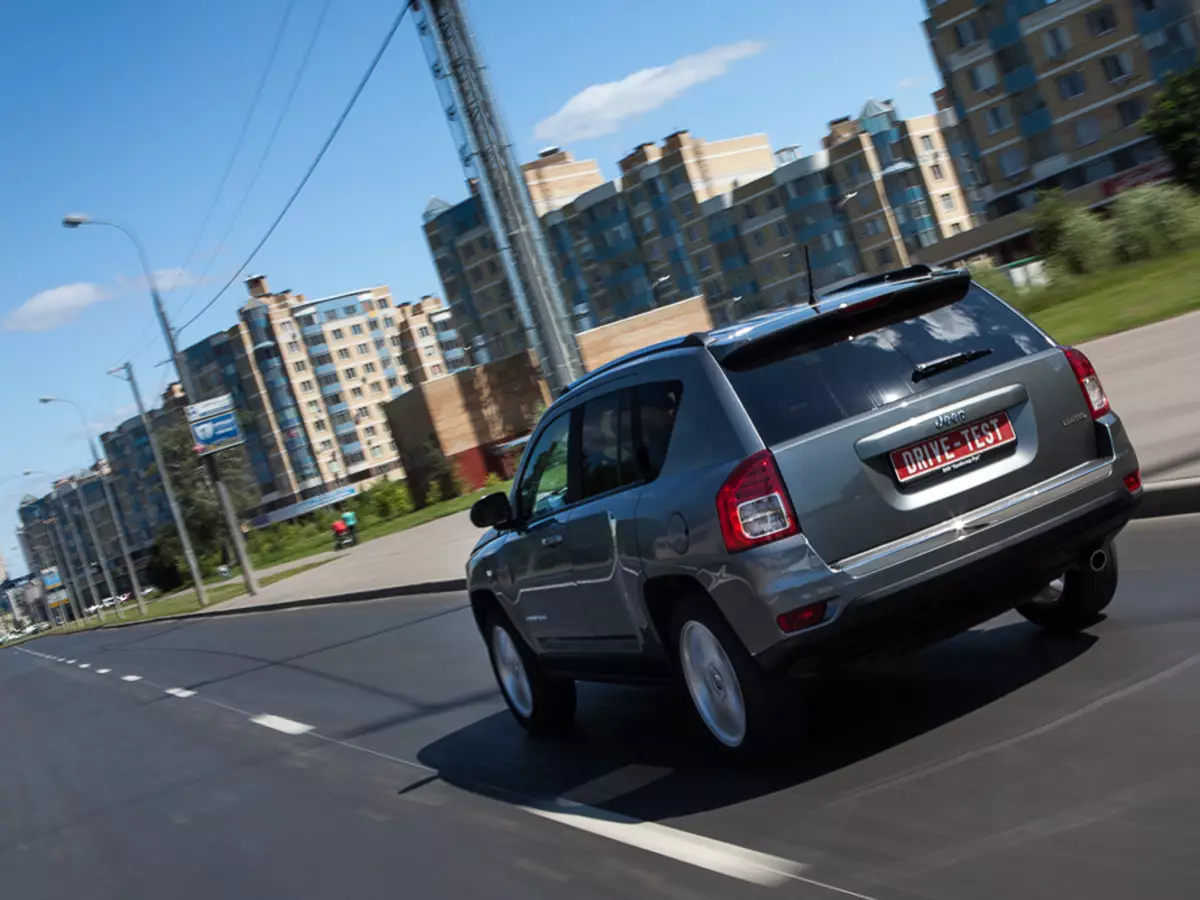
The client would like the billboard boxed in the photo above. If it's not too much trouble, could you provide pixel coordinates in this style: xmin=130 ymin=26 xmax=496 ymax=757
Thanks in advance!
xmin=187 ymin=393 xmax=245 ymax=456
xmin=41 ymin=567 xmax=62 ymax=591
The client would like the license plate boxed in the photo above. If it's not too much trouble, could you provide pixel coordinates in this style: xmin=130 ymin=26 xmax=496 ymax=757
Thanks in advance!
xmin=890 ymin=411 xmax=1016 ymax=484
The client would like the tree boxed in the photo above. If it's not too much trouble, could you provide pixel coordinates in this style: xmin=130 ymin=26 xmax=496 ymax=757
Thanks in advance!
xmin=1031 ymin=189 xmax=1073 ymax=258
xmin=1144 ymin=67 xmax=1200 ymax=192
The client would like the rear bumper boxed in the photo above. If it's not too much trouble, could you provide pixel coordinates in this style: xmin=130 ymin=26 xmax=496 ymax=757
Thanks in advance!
xmin=755 ymin=487 xmax=1138 ymax=674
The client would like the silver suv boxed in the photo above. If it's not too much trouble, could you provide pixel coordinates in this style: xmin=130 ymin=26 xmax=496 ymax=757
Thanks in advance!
xmin=467 ymin=267 xmax=1142 ymax=759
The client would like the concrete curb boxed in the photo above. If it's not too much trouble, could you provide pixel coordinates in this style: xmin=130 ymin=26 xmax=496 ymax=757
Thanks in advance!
xmin=1134 ymin=477 xmax=1200 ymax=520
xmin=73 ymin=478 xmax=1200 ymax=634
xmin=94 ymin=578 xmax=469 ymax=631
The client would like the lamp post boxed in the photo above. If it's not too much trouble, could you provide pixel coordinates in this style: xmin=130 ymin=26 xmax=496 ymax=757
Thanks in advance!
xmin=38 ymin=397 xmax=139 ymax=618
xmin=63 ymin=213 xmax=258 ymax=596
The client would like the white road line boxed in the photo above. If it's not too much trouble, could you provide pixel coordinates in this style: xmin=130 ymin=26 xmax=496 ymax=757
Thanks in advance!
xmin=96 ymin=669 xmax=111 ymax=674
xmin=78 ymin=663 xmax=90 ymax=669
xmin=524 ymin=800 xmax=806 ymax=887
xmin=66 ymin=659 xmax=76 ymax=664
xmin=251 ymin=714 xmax=313 ymax=735
xmin=164 ymin=688 xmax=196 ymax=698
xmin=121 ymin=675 xmax=142 ymax=682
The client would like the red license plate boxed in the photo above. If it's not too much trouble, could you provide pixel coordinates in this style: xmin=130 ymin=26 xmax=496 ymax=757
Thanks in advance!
xmin=890 ymin=411 xmax=1016 ymax=484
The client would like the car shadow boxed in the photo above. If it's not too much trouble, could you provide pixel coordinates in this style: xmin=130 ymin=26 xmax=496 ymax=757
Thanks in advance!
xmin=417 ymin=619 xmax=1099 ymax=820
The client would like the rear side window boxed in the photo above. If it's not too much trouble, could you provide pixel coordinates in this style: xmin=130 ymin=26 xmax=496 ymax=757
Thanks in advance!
xmin=636 ymin=381 xmax=683 ymax=480
xmin=575 ymin=380 xmax=684 ymax=501
xmin=724 ymin=284 xmax=1052 ymax=446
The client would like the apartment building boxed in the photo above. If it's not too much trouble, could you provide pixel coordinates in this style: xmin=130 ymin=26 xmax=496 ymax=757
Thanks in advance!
xmin=925 ymin=0 xmax=1198 ymax=222
xmin=99 ymin=405 xmax=177 ymax=563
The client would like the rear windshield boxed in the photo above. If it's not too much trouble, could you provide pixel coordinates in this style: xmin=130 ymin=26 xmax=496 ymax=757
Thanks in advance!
xmin=723 ymin=284 xmax=1053 ymax=446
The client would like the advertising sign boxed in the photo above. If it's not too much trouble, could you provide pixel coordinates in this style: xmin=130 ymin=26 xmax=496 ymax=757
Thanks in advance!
xmin=41 ymin=567 xmax=62 ymax=591
xmin=186 ymin=393 xmax=236 ymax=422
xmin=190 ymin=410 xmax=244 ymax=456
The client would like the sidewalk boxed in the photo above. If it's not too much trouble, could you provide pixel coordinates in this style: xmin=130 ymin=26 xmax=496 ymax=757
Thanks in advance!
xmin=197 ymin=312 xmax=1199 ymax=619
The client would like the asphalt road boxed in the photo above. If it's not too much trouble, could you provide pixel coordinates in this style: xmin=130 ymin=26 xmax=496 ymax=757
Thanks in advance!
xmin=3 ymin=514 xmax=1199 ymax=899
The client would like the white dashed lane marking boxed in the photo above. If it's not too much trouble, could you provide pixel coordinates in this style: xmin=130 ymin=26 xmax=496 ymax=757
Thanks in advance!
xmin=164 ymin=688 xmax=196 ymax=698
xmin=121 ymin=675 xmax=142 ymax=682
xmin=78 ymin=663 xmax=90 ymax=669
xmin=97 ymin=669 xmax=111 ymax=674
xmin=251 ymin=714 xmax=313 ymax=735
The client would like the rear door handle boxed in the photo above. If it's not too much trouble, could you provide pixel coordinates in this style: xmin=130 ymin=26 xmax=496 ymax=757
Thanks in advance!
xmin=541 ymin=534 xmax=564 ymax=548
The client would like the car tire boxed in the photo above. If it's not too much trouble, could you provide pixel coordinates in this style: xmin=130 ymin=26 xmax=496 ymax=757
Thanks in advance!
xmin=1017 ymin=542 xmax=1119 ymax=633
xmin=484 ymin=608 xmax=576 ymax=734
xmin=670 ymin=596 xmax=805 ymax=762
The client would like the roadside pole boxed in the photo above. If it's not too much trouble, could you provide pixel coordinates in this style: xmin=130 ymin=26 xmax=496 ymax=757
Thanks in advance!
xmin=46 ymin=517 xmax=87 ymax=629
xmin=110 ymin=362 xmax=207 ymax=608
xmin=72 ymin=478 xmax=118 ymax=621
xmin=55 ymin=489 xmax=104 ymax=622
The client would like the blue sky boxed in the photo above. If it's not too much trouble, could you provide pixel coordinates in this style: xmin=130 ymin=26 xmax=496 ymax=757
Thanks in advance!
xmin=0 ymin=0 xmax=940 ymax=573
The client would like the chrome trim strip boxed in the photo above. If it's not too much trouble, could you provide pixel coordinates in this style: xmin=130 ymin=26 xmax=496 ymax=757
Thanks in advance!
xmin=835 ymin=458 xmax=1115 ymax=578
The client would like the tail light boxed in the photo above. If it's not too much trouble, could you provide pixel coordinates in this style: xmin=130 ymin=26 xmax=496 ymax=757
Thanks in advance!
xmin=1062 ymin=347 xmax=1110 ymax=420
xmin=1124 ymin=469 xmax=1142 ymax=493
xmin=776 ymin=601 xmax=827 ymax=634
xmin=716 ymin=450 xmax=799 ymax=552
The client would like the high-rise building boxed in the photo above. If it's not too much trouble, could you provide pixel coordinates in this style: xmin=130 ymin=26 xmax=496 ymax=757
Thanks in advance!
xmin=181 ymin=276 xmax=462 ymax=514
xmin=100 ymin=405 xmax=177 ymax=567
xmin=924 ymin=0 xmax=1198 ymax=223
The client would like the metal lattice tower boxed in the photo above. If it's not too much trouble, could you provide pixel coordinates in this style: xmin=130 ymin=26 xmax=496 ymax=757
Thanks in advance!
xmin=411 ymin=0 xmax=583 ymax=394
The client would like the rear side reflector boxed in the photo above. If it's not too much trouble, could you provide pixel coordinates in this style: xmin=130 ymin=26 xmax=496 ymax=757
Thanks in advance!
xmin=1062 ymin=347 xmax=1110 ymax=419
xmin=1124 ymin=469 xmax=1142 ymax=493
xmin=777 ymin=601 xmax=828 ymax=634
xmin=716 ymin=449 xmax=799 ymax=552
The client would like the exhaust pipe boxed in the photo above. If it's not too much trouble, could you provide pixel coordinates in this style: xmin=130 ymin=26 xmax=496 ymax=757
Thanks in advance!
xmin=1088 ymin=548 xmax=1108 ymax=573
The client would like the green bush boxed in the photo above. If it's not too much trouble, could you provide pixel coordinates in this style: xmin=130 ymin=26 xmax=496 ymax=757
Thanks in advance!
xmin=1111 ymin=183 xmax=1200 ymax=262
xmin=483 ymin=472 xmax=505 ymax=491
xmin=1056 ymin=206 xmax=1115 ymax=275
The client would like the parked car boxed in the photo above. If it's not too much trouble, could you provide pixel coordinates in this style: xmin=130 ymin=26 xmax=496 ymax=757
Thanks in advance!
xmin=466 ymin=265 xmax=1142 ymax=759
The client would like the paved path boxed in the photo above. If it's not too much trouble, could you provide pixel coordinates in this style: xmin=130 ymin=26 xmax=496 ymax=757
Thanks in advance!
xmin=205 ymin=312 xmax=1199 ymax=616
xmin=6 ymin=516 xmax=1200 ymax=900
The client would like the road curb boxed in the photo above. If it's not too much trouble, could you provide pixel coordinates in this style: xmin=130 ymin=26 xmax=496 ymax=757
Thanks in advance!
xmin=94 ymin=578 xmax=470 ymax=630
xmin=1134 ymin=477 xmax=1200 ymax=520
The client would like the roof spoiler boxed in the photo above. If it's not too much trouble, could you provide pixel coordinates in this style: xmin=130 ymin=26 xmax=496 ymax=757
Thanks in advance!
xmin=718 ymin=270 xmax=972 ymax=370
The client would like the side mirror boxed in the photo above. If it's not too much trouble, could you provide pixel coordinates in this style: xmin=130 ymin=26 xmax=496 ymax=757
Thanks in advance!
xmin=470 ymin=491 xmax=514 ymax=529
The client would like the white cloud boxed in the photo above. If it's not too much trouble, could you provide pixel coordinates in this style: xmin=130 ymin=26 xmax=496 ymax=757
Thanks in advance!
xmin=534 ymin=40 xmax=767 ymax=144
xmin=117 ymin=267 xmax=205 ymax=294
xmin=2 ymin=282 xmax=109 ymax=333
xmin=897 ymin=75 xmax=928 ymax=91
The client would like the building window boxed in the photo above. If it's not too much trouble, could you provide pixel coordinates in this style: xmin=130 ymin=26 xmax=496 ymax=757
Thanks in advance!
xmin=1074 ymin=116 xmax=1103 ymax=147
xmin=742 ymin=201 xmax=757 ymax=221
xmin=1117 ymin=97 xmax=1145 ymax=127
xmin=753 ymin=231 xmax=766 ymax=247
xmin=383 ymin=316 xmax=395 ymax=329
xmin=351 ymin=323 xmax=364 ymax=335
xmin=940 ymin=193 xmax=956 ymax=211
xmin=775 ymin=220 xmax=790 ymax=238
xmin=344 ymin=367 xmax=357 ymax=379
xmin=1058 ymin=70 xmax=1087 ymax=101
xmin=999 ymin=147 xmax=1028 ymax=178
xmin=371 ymin=382 xmax=384 ymax=394
xmin=318 ymin=373 xmax=339 ymax=387
xmin=319 ymin=439 xmax=333 ymax=451
xmin=697 ymin=252 xmax=711 ymax=272
xmin=377 ymin=297 xmax=389 ymax=308
xmin=1043 ymin=25 xmax=1070 ymax=60
xmin=875 ymin=247 xmax=893 ymax=267
xmin=337 ymin=348 xmax=350 ymax=360
xmin=301 ymin=380 xmax=314 ymax=393
xmin=307 ymin=400 xmax=320 ymax=413
xmin=371 ymin=446 xmax=384 ymax=459
xmin=686 ymin=225 xmax=698 ymax=242
xmin=287 ymin=340 xmax=301 ymax=353
xmin=356 ymin=342 xmax=369 ymax=355
xmin=424 ymin=346 xmax=436 ymax=358
xmin=390 ymin=335 xmax=402 ymax=347
xmin=967 ymin=60 xmax=998 ymax=92
xmin=331 ymin=328 xmax=344 ymax=340
xmin=1087 ymin=6 xmax=1117 ymax=37
xmin=402 ymin=374 xmax=411 ymax=386
xmin=1100 ymin=52 xmax=1133 ymax=84
xmin=293 ymin=360 xmax=308 ymax=373
xmin=361 ymin=363 xmax=376 ymax=376
xmin=951 ymin=223 xmax=964 ymax=235
xmin=431 ymin=364 xmax=443 ymax=375
xmin=921 ymin=135 xmax=935 ymax=153
xmin=984 ymin=104 xmax=1012 ymax=134
xmin=418 ymin=326 xmax=430 ymax=338
xmin=954 ymin=18 xmax=981 ymax=49
xmin=314 ymin=420 xmax=327 ymax=432
xmin=931 ymin=163 xmax=945 ymax=181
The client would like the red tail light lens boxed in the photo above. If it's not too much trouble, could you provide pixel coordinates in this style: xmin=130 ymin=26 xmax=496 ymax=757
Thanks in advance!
xmin=716 ymin=450 xmax=799 ymax=552
xmin=1062 ymin=347 xmax=1110 ymax=419
xmin=776 ymin=601 xmax=827 ymax=634
xmin=1124 ymin=469 xmax=1142 ymax=493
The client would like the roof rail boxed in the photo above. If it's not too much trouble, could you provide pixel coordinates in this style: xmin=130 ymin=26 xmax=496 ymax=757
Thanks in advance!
xmin=820 ymin=264 xmax=944 ymax=297
xmin=561 ymin=333 xmax=709 ymax=395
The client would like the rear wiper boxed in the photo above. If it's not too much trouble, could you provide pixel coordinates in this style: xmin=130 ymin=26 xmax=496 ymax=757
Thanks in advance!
xmin=911 ymin=347 xmax=993 ymax=382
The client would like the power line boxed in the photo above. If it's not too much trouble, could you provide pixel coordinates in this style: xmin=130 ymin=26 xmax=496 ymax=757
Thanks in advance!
xmin=172 ymin=0 xmax=332 ymax=323
xmin=113 ymin=0 xmax=296 ymax=366
xmin=178 ymin=3 xmax=411 ymax=335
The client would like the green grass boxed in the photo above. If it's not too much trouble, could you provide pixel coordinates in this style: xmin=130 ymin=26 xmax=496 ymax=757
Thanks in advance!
xmin=248 ymin=482 xmax=511 ymax=570
xmin=20 ymin=559 xmax=333 ymax=637
xmin=1000 ymin=248 xmax=1200 ymax=345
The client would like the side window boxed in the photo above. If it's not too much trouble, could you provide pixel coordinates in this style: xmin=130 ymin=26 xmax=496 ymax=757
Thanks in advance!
xmin=579 ymin=390 xmax=635 ymax=500
xmin=636 ymin=381 xmax=683 ymax=480
xmin=517 ymin=414 xmax=571 ymax=521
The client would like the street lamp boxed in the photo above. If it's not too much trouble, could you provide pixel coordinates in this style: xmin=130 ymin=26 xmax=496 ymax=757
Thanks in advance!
xmin=38 ymin=396 xmax=143 ymax=617
xmin=63 ymin=212 xmax=258 ymax=596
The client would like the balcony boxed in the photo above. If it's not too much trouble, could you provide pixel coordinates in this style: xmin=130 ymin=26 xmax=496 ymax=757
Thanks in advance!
xmin=1032 ymin=153 xmax=1071 ymax=182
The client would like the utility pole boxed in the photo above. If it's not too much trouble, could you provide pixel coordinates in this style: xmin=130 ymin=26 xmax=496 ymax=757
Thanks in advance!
xmin=63 ymin=214 xmax=258 ymax=597
xmin=72 ymin=477 xmax=120 ymax=620
xmin=55 ymin=488 xmax=103 ymax=622
xmin=110 ymin=362 xmax=208 ymax=607
xmin=413 ymin=0 xmax=584 ymax=395
xmin=46 ymin=516 xmax=86 ymax=628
